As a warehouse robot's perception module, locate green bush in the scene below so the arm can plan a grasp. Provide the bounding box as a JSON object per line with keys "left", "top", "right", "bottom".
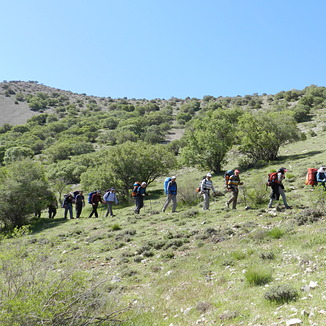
{"left": 267, "top": 227, "right": 285, "bottom": 239}
{"left": 264, "top": 284, "right": 298, "bottom": 303}
{"left": 244, "top": 265, "right": 273, "bottom": 285}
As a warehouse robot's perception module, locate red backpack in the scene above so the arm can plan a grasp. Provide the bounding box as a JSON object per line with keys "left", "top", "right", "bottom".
{"left": 266, "top": 172, "right": 278, "bottom": 186}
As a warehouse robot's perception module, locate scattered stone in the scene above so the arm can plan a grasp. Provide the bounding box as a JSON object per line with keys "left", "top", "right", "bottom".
{"left": 286, "top": 318, "right": 302, "bottom": 326}
{"left": 111, "top": 276, "right": 122, "bottom": 283}
{"left": 309, "top": 281, "right": 318, "bottom": 288}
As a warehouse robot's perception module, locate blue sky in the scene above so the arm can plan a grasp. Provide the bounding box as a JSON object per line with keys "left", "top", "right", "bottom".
{"left": 2, "top": 0, "right": 326, "bottom": 99}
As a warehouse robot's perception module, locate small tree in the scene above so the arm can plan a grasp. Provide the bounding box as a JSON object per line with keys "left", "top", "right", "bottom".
{"left": 81, "top": 141, "right": 176, "bottom": 199}
{"left": 181, "top": 108, "right": 242, "bottom": 173}
{"left": 237, "top": 111, "right": 300, "bottom": 164}
{"left": 0, "top": 160, "right": 53, "bottom": 229}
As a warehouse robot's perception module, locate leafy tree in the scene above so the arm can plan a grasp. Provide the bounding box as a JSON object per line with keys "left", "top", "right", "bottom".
{"left": 3, "top": 146, "right": 34, "bottom": 165}
{"left": 81, "top": 141, "right": 176, "bottom": 198}
{"left": 181, "top": 108, "right": 242, "bottom": 173}
{"left": 0, "top": 160, "right": 53, "bottom": 228}
{"left": 237, "top": 111, "right": 300, "bottom": 164}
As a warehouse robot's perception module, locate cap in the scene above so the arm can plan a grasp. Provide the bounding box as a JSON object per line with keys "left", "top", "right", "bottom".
{"left": 234, "top": 169, "right": 240, "bottom": 173}
{"left": 206, "top": 173, "right": 212, "bottom": 177}
{"left": 141, "top": 182, "right": 147, "bottom": 186}
{"left": 171, "top": 176, "right": 176, "bottom": 179}
{"left": 278, "top": 167, "right": 287, "bottom": 173}
{"left": 110, "top": 187, "right": 115, "bottom": 190}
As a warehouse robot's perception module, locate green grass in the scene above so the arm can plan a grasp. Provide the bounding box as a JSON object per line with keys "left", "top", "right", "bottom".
{"left": 1, "top": 126, "right": 326, "bottom": 325}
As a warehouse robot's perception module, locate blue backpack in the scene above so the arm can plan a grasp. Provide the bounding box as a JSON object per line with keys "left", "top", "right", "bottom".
{"left": 88, "top": 191, "right": 96, "bottom": 204}
{"left": 164, "top": 177, "right": 171, "bottom": 195}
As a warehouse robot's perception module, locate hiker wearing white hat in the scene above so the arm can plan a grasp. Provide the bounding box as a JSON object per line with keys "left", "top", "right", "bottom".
{"left": 200, "top": 173, "right": 216, "bottom": 210}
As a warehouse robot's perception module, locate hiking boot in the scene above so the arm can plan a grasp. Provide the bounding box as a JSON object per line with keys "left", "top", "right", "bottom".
{"left": 285, "top": 206, "right": 292, "bottom": 209}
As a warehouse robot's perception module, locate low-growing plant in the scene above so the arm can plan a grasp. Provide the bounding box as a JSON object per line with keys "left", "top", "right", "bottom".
{"left": 267, "top": 227, "right": 285, "bottom": 239}
{"left": 244, "top": 265, "right": 273, "bottom": 285}
{"left": 112, "top": 224, "right": 122, "bottom": 231}
{"left": 259, "top": 251, "right": 275, "bottom": 260}
{"left": 231, "top": 250, "right": 247, "bottom": 260}
{"left": 264, "top": 284, "right": 299, "bottom": 303}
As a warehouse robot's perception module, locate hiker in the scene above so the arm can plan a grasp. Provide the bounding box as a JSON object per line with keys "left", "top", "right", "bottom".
{"left": 88, "top": 191, "right": 103, "bottom": 218}
{"left": 200, "top": 173, "right": 216, "bottom": 210}
{"left": 103, "top": 187, "right": 118, "bottom": 217}
{"left": 316, "top": 166, "right": 326, "bottom": 189}
{"left": 134, "top": 182, "right": 148, "bottom": 214}
{"left": 48, "top": 196, "right": 58, "bottom": 219}
{"left": 63, "top": 193, "right": 74, "bottom": 219}
{"left": 162, "top": 176, "right": 177, "bottom": 213}
{"left": 226, "top": 169, "right": 243, "bottom": 209}
{"left": 75, "top": 191, "right": 85, "bottom": 218}
{"left": 268, "top": 167, "right": 291, "bottom": 209}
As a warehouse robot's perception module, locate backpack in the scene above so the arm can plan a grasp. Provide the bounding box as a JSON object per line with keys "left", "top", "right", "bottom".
{"left": 224, "top": 170, "right": 234, "bottom": 186}
{"left": 305, "top": 168, "right": 318, "bottom": 186}
{"left": 131, "top": 182, "right": 141, "bottom": 197}
{"left": 196, "top": 176, "right": 207, "bottom": 192}
{"left": 266, "top": 172, "right": 278, "bottom": 186}
{"left": 164, "top": 177, "right": 171, "bottom": 195}
{"left": 88, "top": 191, "right": 96, "bottom": 204}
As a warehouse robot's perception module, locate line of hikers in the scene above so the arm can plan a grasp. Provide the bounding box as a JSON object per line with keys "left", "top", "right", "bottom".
{"left": 53, "top": 165, "right": 325, "bottom": 218}
{"left": 60, "top": 188, "right": 118, "bottom": 219}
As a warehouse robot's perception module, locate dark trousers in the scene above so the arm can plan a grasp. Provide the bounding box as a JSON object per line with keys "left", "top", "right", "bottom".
{"left": 48, "top": 206, "right": 56, "bottom": 219}
{"left": 134, "top": 196, "right": 144, "bottom": 214}
{"left": 76, "top": 203, "right": 83, "bottom": 218}
{"left": 89, "top": 204, "right": 99, "bottom": 218}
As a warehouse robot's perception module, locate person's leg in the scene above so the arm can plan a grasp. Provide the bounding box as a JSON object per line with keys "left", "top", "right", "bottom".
{"left": 94, "top": 204, "right": 99, "bottom": 218}
{"left": 232, "top": 188, "right": 238, "bottom": 209}
{"left": 76, "top": 204, "right": 81, "bottom": 218}
{"left": 89, "top": 205, "right": 95, "bottom": 217}
{"left": 278, "top": 187, "right": 290, "bottom": 208}
{"left": 203, "top": 191, "right": 209, "bottom": 210}
{"left": 162, "top": 195, "right": 172, "bottom": 212}
{"left": 227, "top": 189, "right": 235, "bottom": 207}
{"left": 108, "top": 202, "right": 113, "bottom": 216}
{"left": 68, "top": 204, "right": 73, "bottom": 219}
{"left": 172, "top": 195, "right": 177, "bottom": 212}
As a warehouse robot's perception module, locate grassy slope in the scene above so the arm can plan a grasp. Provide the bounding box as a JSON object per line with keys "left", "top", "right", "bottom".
{"left": 1, "top": 126, "right": 325, "bottom": 325}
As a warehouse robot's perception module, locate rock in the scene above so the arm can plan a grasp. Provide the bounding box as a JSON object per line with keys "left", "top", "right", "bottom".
{"left": 286, "top": 318, "right": 302, "bottom": 326}
{"left": 309, "top": 281, "right": 318, "bottom": 288}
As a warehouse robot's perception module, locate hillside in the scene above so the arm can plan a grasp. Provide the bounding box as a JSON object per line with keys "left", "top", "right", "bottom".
{"left": 0, "top": 81, "right": 326, "bottom": 325}
{"left": 1, "top": 131, "right": 325, "bottom": 325}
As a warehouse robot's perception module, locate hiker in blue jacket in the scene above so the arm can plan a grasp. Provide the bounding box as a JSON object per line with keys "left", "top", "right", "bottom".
{"left": 316, "top": 166, "right": 326, "bottom": 189}
{"left": 162, "top": 176, "right": 177, "bottom": 213}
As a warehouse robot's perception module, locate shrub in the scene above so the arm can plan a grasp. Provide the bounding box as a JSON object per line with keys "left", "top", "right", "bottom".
{"left": 259, "top": 252, "right": 275, "bottom": 260}
{"left": 111, "top": 224, "right": 121, "bottom": 231}
{"left": 267, "top": 227, "right": 285, "bottom": 239}
{"left": 295, "top": 208, "right": 324, "bottom": 225}
{"left": 264, "top": 284, "right": 298, "bottom": 303}
{"left": 244, "top": 266, "right": 273, "bottom": 285}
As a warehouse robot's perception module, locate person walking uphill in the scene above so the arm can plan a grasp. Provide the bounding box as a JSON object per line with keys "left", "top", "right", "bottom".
{"left": 162, "top": 176, "right": 177, "bottom": 213}
{"left": 268, "top": 167, "right": 291, "bottom": 209}
{"left": 63, "top": 193, "right": 74, "bottom": 219}
{"left": 316, "top": 166, "right": 326, "bottom": 189}
{"left": 75, "top": 191, "right": 85, "bottom": 218}
{"left": 226, "top": 169, "right": 243, "bottom": 209}
{"left": 201, "top": 173, "right": 216, "bottom": 210}
{"left": 134, "top": 182, "right": 148, "bottom": 214}
{"left": 88, "top": 191, "right": 103, "bottom": 218}
{"left": 104, "top": 188, "right": 118, "bottom": 217}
